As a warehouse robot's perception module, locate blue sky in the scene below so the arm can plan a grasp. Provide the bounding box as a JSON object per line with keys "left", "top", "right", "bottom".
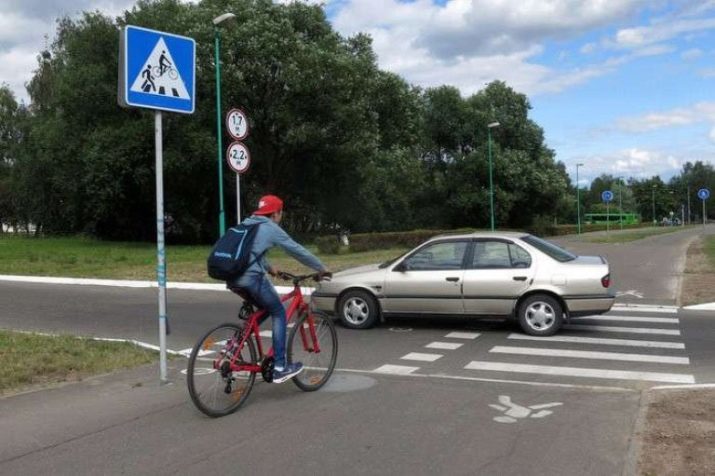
{"left": 2, "top": 0, "right": 715, "bottom": 186}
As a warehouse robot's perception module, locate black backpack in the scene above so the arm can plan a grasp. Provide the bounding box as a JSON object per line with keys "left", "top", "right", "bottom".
{"left": 207, "top": 223, "right": 264, "bottom": 281}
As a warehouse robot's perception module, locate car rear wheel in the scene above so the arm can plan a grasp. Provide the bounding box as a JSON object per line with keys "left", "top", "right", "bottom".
{"left": 518, "top": 294, "right": 563, "bottom": 336}
{"left": 337, "top": 289, "right": 379, "bottom": 329}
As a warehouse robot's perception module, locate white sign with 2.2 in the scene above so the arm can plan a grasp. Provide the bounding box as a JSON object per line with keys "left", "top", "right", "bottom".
{"left": 226, "top": 141, "right": 250, "bottom": 174}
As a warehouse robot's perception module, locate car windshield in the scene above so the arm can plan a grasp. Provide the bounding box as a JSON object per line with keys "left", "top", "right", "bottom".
{"left": 379, "top": 250, "right": 410, "bottom": 268}
{"left": 521, "top": 235, "right": 577, "bottom": 262}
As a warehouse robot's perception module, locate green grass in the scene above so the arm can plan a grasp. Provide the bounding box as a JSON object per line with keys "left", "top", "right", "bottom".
{"left": 0, "top": 330, "right": 157, "bottom": 394}
{"left": 0, "top": 235, "right": 408, "bottom": 282}
{"left": 705, "top": 235, "right": 715, "bottom": 267}
{"left": 584, "top": 226, "right": 693, "bottom": 243}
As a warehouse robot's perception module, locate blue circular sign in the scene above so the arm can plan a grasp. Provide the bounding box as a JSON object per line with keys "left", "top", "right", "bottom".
{"left": 698, "top": 188, "right": 710, "bottom": 200}
{"left": 601, "top": 190, "right": 614, "bottom": 202}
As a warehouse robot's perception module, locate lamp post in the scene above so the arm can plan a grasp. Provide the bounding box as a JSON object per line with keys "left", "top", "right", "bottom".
{"left": 487, "top": 122, "right": 500, "bottom": 231}
{"left": 213, "top": 12, "right": 236, "bottom": 236}
{"left": 652, "top": 185, "right": 657, "bottom": 226}
{"left": 576, "top": 163, "right": 584, "bottom": 234}
{"left": 618, "top": 178, "right": 623, "bottom": 231}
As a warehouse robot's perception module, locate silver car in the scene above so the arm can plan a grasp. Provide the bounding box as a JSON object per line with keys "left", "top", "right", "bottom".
{"left": 312, "top": 232, "right": 615, "bottom": 336}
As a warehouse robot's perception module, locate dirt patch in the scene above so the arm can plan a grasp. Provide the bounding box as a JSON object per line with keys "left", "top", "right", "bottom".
{"left": 680, "top": 236, "right": 715, "bottom": 306}
{"left": 639, "top": 389, "right": 715, "bottom": 475}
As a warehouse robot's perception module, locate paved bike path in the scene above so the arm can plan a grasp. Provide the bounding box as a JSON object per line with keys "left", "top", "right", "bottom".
{"left": 0, "top": 361, "right": 639, "bottom": 476}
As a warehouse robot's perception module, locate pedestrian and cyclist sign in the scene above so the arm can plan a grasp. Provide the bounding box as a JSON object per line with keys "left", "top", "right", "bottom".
{"left": 699, "top": 188, "right": 711, "bottom": 200}
{"left": 118, "top": 25, "right": 195, "bottom": 114}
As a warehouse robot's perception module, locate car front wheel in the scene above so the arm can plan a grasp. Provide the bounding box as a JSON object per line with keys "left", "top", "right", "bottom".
{"left": 337, "top": 289, "right": 379, "bottom": 329}
{"left": 518, "top": 294, "right": 563, "bottom": 336}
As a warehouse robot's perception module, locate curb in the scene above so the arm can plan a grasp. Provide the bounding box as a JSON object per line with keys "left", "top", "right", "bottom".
{"left": 0, "top": 274, "right": 303, "bottom": 295}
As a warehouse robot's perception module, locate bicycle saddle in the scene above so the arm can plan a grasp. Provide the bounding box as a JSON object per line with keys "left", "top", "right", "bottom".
{"left": 227, "top": 286, "right": 257, "bottom": 307}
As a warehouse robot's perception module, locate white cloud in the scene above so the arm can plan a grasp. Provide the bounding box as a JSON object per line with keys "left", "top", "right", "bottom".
{"left": 576, "top": 148, "right": 684, "bottom": 179}
{"left": 681, "top": 48, "right": 703, "bottom": 60}
{"left": 614, "top": 17, "right": 715, "bottom": 50}
{"left": 617, "top": 102, "right": 715, "bottom": 132}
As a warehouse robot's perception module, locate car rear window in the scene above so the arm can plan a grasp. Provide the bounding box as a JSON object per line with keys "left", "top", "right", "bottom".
{"left": 521, "top": 235, "right": 576, "bottom": 262}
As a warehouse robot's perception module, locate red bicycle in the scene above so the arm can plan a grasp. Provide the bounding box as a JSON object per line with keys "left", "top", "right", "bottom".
{"left": 187, "top": 272, "right": 338, "bottom": 417}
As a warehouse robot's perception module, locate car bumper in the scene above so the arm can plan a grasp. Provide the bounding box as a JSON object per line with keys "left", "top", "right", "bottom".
{"left": 564, "top": 294, "right": 615, "bottom": 317}
{"left": 310, "top": 291, "right": 338, "bottom": 314}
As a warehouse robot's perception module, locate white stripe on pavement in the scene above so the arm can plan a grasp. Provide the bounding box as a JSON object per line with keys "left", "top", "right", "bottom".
{"left": 373, "top": 364, "right": 420, "bottom": 375}
{"left": 507, "top": 333, "right": 685, "bottom": 349}
{"left": 563, "top": 324, "right": 680, "bottom": 336}
{"left": 610, "top": 305, "right": 678, "bottom": 314}
{"left": 425, "top": 342, "right": 464, "bottom": 350}
{"left": 445, "top": 331, "right": 481, "bottom": 339}
{"left": 401, "top": 352, "right": 443, "bottom": 362}
{"left": 571, "top": 315, "right": 678, "bottom": 324}
{"left": 464, "top": 361, "right": 695, "bottom": 384}
{"left": 489, "top": 346, "right": 690, "bottom": 364}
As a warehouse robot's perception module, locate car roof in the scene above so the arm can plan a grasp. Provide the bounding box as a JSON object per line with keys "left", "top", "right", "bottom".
{"left": 430, "top": 231, "right": 530, "bottom": 241}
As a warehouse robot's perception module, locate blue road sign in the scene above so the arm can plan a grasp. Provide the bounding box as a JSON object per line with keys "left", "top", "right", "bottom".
{"left": 601, "top": 190, "right": 614, "bottom": 202}
{"left": 699, "top": 188, "right": 710, "bottom": 200}
{"left": 118, "top": 25, "right": 195, "bottom": 114}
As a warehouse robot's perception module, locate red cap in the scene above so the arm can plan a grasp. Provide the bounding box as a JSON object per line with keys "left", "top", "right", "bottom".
{"left": 254, "top": 195, "right": 283, "bottom": 215}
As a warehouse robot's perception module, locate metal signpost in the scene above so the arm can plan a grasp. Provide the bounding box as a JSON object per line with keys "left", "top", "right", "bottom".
{"left": 602, "top": 190, "right": 614, "bottom": 235}
{"left": 699, "top": 188, "right": 710, "bottom": 228}
{"left": 226, "top": 108, "right": 249, "bottom": 223}
{"left": 119, "top": 25, "right": 196, "bottom": 383}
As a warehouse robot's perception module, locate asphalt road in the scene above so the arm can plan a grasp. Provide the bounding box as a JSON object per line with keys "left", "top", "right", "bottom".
{"left": 2, "top": 226, "right": 714, "bottom": 475}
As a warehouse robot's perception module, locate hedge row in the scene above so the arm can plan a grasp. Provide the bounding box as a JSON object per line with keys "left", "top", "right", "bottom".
{"left": 315, "top": 222, "right": 657, "bottom": 254}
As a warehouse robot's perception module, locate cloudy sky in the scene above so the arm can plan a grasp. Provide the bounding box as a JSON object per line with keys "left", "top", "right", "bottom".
{"left": 2, "top": 0, "right": 715, "bottom": 185}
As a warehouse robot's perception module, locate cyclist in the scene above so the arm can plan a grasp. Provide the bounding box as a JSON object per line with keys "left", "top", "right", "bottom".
{"left": 231, "top": 195, "right": 331, "bottom": 383}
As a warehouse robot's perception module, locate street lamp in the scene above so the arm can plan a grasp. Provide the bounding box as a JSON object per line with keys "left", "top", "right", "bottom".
{"left": 487, "top": 121, "right": 500, "bottom": 231}
{"left": 213, "top": 12, "right": 236, "bottom": 236}
{"left": 576, "top": 163, "right": 584, "bottom": 234}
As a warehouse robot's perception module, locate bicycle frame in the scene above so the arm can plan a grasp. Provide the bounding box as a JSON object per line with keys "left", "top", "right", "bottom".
{"left": 217, "top": 283, "right": 321, "bottom": 374}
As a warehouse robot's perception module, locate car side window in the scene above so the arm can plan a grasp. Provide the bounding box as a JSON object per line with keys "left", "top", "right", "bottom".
{"left": 509, "top": 243, "right": 532, "bottom": 268}
{"left": 403, "top": 241, "right": 468, "bottom": 271}
{"left": 471, "top": 241, "right": 532, "bottom": 269}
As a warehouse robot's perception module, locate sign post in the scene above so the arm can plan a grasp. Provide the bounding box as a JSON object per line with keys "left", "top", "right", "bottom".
{"left": 119, "top": 25, "right": 195, "bottom": 383}
{"left": 226, "top": 108, "right": 249, "bottom": 224}
{"left": 699, "top": 188, "right": 710, "bottom": 228}
{"left": 602, "top": 190, "right": 614, "bottom": 236}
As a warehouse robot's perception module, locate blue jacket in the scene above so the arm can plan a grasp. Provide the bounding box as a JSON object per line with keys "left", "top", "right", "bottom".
{"left": 232, "top": 215, "right": 325, "bottom": 287}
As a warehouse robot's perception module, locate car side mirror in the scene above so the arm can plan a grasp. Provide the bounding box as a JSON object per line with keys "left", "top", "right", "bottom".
{"left": 394, "top": 261, "right": 409, "bottom": 272}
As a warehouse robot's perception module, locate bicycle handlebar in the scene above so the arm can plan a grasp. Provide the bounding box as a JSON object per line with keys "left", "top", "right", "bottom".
{"left": 277, "top": 271, "right": 332, "bottom": 285}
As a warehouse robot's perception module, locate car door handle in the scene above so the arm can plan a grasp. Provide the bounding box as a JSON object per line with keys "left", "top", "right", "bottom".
{"left": 513, "top": 276, "right": 528, "bottom": 281}
{"left": 446, "top": 277, "right": 460, "bottom": 282}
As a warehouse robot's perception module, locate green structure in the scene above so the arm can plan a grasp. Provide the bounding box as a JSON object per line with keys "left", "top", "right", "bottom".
{"left": 584, "top": 213, "right": 640, "bottom": 225}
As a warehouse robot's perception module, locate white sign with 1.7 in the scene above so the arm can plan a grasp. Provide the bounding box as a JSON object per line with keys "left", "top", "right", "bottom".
{"left": 226, "top": 108, "right": 249, "bottom": 141}
{"left": 226, "top": 141, "right": 250, "bottom": 174}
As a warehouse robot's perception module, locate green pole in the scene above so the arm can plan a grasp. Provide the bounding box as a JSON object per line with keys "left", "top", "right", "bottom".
{"left": 215, "top": 27, "right": 226, "bottom": 236}
{"left": 652, "top": 187, "right": 656, "bottom": 226}
{"left": 488, "top": 128, "right": 495, "bottom": 231}
{"left": 619, "top": 182, "right": 623, "bottom": 230}
{"left": 576, "top": 164, "right": 581, "bottom": 234}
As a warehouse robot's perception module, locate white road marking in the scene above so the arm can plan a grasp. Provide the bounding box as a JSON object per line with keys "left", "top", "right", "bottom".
{"left": 401, "top": 352, "right": 443, "bottom": 362}
{"left": 336, "top": 368, "right": 633, "bottom": 392}
{"left": 507, "top": 334, "right": 685, "bottom": 349}
{"left": 571, "top": 315, "right": 678, "bottom": 324}
{"left": 490, "top": 346, "right": 690, "bottom": 364}
{"left": 445, "top": 331, "right": 481, "bottom": 339}
{"left": 426, "top": 342, "right": 464, "bottom": 350}
{"left": 464, "top": 361, "right": 695, "bottom": 384}
{"left": 507, "top": 333, "right": 685, "bottom": 349}
{"left": 563, "top": 324, "right": 680, "bottom": 336}
{"left": 610, "top": 305, "right": 678, "bottom": 314}
{"left": 373, "top": 364, "right": 420, "bottom": 375}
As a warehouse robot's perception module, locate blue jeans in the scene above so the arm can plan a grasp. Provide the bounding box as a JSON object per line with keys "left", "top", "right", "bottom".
{"left": 240, "top": 274, "right": 288, "bottom": 368}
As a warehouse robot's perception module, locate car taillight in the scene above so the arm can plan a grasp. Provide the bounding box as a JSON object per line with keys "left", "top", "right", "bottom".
{"left": 601, "top": 274, "right": 611, "bottom": 288}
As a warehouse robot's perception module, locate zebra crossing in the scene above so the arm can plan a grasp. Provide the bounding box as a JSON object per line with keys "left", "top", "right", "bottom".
{"left": 373, "top": 304, "right": 695, "bottom": 387}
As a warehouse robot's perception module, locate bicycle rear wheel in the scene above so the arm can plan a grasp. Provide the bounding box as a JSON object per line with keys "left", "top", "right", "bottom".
{"left": 187, "top": 323, "right": 257, "bottom": 417}
{"left": 288, "top": 311, "right": 338, "bottom": 391}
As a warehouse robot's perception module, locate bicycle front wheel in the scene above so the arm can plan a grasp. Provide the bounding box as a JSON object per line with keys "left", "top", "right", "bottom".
{"left": 288, "top": 311, "right": 338, "bottom": 391}
{"left": 187, "top": 323, "right": 257, "bottom": 417}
